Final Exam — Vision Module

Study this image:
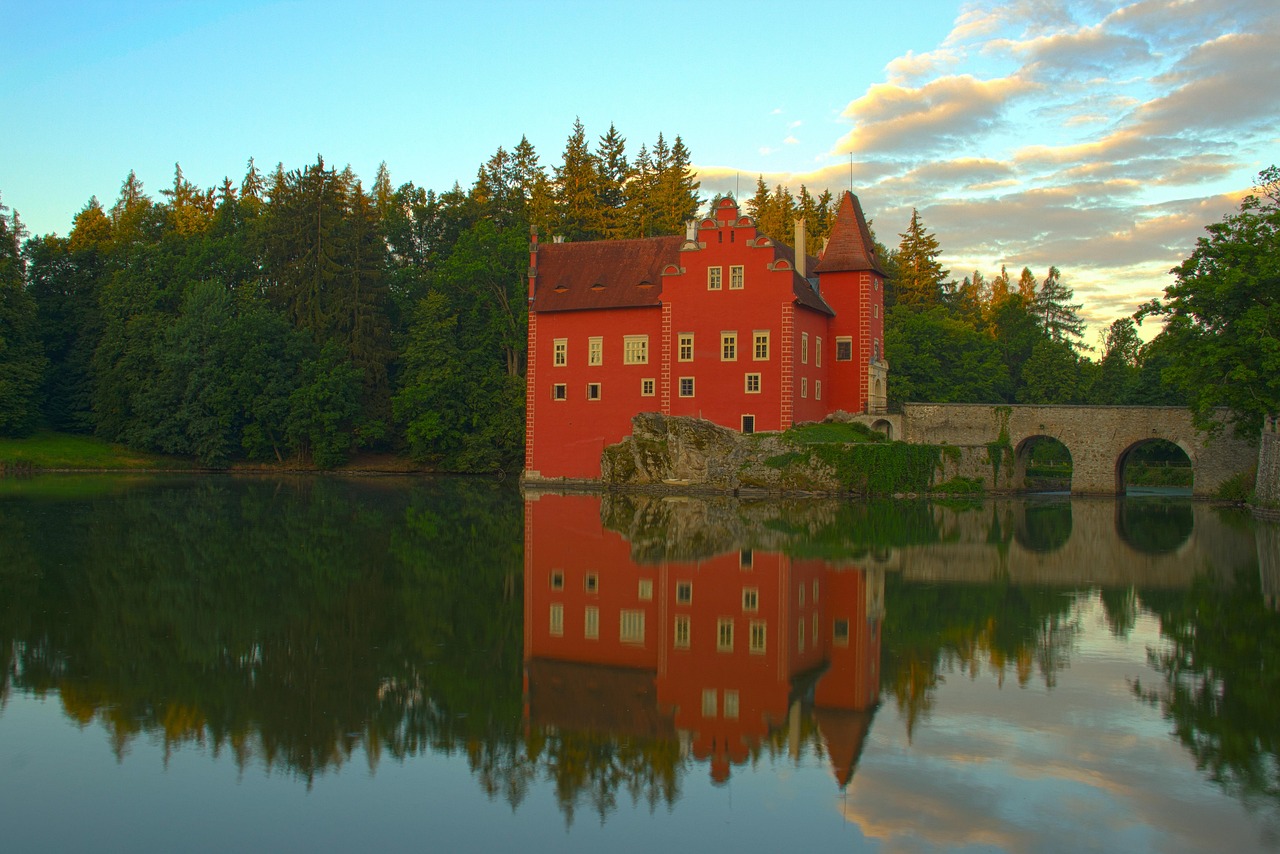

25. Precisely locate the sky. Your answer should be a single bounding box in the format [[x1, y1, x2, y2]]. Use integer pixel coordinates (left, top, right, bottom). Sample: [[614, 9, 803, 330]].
[[3, 0, 1277, 344]]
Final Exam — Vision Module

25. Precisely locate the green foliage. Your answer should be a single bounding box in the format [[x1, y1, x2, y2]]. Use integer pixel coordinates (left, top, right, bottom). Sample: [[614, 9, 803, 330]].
[[885, 304, 1008, 404], [1018, 338, 1088, 404], [1139, 166, 1280, 436], [0, 197, 46, 436], [891, 208, 948, 309], [1213, 468, 1256, 503], [783, 421, 886, 444], [0, 431, 186, 469]]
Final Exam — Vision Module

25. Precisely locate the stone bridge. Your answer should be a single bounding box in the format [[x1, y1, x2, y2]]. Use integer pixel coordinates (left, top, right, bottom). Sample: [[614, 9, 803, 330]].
[[856, 403, 1256, 497]]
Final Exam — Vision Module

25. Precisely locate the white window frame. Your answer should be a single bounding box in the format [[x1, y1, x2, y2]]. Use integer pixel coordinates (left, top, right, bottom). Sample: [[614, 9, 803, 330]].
[[717, 618, 734, 652], [729, 265, 744, 290], [586, 382, 601, 401], [549, 603, 564, 636], [742, 587, 758, 612], [707, 266, 722, 290], [553, 338, 567, 366], [753, 331, 770, 361], [745, 373, 761, 394], [588, 336, 602, 366], [584, 606, 599, 639], [836, 337, 853, 362], [623, 335, 649, 365], [641, 377, 655, 396], [749, 620, 766, 654], [638, 578, 653, 600], [702, 688, 718, 717], [620, 610, 645, 644], [679, 377, 695, 398], [815, 337, 822, 367], [678, 333, 694, 362], [676, 580, 692, 605], [724, 689, 740, 719], [674, 615, 691, 649], [801, 332, 809, 364], [801, 377, 808, 398], [552, 383, 567, 401], [721, 332, 737, 361], [815, 380, 822, 401]]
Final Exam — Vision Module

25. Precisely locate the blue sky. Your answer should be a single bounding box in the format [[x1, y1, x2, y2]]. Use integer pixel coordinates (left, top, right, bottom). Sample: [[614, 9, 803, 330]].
[[3, 0, 1276, 340]]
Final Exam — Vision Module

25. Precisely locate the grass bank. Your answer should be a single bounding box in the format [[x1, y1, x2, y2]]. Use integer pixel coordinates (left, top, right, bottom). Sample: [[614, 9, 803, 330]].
[[0, 432, 192, 471]]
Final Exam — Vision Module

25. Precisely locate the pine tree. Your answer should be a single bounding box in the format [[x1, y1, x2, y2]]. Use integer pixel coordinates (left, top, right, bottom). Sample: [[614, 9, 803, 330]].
[[595, 123, 630, 239], [0, 197, 46, 435], [1032, 266, 1086, 348], [893, 209, 948, 309], [552, 118, 601, 240], [648, 134, 700, 236]]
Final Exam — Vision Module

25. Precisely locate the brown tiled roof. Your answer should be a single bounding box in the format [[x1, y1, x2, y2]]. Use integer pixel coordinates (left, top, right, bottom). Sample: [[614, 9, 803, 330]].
[[814, 191, 886, 276], [531, 235, 683, 312], [771, 241, 836, 316], [813, 706, 876, 789]]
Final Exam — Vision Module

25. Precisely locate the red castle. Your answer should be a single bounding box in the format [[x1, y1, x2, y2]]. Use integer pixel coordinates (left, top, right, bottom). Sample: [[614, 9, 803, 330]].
[[524, 192, 889, 480]]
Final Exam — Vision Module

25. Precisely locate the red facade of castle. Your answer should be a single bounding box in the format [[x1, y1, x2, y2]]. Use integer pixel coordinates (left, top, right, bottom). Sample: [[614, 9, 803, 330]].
[[525, 191, 888, 480]]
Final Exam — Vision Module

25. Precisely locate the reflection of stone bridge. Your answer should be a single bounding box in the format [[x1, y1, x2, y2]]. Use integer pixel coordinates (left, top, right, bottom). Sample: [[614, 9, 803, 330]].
[[861, 404, 1256, 496], [877, 499, 1259, 589]]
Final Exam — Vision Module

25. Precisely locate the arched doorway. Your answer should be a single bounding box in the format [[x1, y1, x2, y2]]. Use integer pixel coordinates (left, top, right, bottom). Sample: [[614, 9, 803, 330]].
[[1116, 438, 1193, 495], [1015, 436, 1072, 493], [871, 418, 893, 440]]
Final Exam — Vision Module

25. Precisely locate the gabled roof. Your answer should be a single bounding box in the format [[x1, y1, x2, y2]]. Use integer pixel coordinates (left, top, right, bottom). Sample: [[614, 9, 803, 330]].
[[814, 191, 886, 276], [531, 236, 682, 312], [771, 241, 835, 316]]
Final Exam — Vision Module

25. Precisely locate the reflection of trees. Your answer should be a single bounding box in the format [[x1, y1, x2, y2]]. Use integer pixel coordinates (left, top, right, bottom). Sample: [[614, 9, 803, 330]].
[[1116, 497, 1194, 554], [0, 477, 525, 785], [1135, 568, 1280, 812], [881, 576, 1081, 738]]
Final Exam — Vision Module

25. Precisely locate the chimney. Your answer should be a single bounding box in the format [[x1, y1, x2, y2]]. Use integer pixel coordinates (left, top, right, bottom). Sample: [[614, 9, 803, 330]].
[[794, 217, 808, 279]]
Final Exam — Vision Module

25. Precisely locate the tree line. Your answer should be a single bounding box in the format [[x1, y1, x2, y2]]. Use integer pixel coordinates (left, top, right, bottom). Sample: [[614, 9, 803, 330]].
[[0, 120, 700, 469], [1, 124, 1273, 468]]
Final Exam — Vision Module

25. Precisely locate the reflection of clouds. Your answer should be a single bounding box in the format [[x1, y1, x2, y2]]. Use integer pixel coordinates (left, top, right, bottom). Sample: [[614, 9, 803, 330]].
[[841, 600, 1269, 853]]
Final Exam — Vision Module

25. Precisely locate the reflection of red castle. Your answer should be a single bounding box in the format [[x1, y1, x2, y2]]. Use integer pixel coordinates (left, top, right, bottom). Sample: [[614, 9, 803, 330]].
[[524, 192, 888, 480], [523, 493, 882, 786]]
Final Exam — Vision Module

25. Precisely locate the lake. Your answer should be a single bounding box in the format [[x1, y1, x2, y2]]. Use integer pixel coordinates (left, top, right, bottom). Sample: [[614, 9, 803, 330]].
[[1, 475, 1277, 852]]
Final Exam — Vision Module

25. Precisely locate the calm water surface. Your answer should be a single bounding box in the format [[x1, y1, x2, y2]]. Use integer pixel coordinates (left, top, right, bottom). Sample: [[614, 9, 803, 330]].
[[1, 475, 1277, 852]]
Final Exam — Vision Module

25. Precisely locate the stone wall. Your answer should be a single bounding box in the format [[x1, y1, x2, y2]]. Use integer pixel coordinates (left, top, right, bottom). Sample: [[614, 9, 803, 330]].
[[1255, 429, 1280, 509]]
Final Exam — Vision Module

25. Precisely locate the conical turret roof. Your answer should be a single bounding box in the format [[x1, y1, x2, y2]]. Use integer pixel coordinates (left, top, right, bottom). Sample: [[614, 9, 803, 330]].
[[814, 191, 886, 276]]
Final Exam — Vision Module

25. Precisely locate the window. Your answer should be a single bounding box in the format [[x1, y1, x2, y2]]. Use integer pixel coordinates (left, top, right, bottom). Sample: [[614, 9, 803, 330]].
[[816, 337, 822, 367], [702, 688, 718, 717], [588, 336, 602, 366], [836, 337, 853, 361], [585, 573, 598, 594], [813, 580, 820, 603], [721, 332, 737, 361], [674, 615, 690, 648], [620, 610, 645, 644], [676, 581, 692, 605], [749, 621, 766, 654], [623, 335, 648, 365], [707, 266, 722, 290], [550, 571, 564, 590], [741, 414, 755, 434], [638, 578, 653, 601], [815, 380, 822, 401], [552, 383, 567, 401], [801, 377, 808, 398], [550, 604, 563, 636], [740, 549, 753, 569], [745, 373, 761, 393], [584, 606, 599, 639], [742, 588, 758, 612], [798, 619, 806, 652], [813, 613, 818, 640], [641, 378, 655, 396], [724, 689, 740, 719], [553, 339, 567, 366], [679, 377, 695, 397], [874, 339, 881, 360], [874, 304, 880, 318], [729, 265, 744, 289], [801, 332, 809, 364], [753, 331, 769, 361], [678, 333, 694, 362], [834, 618, 850, 646], [587, 382, 601, 401], [799, 585, 805, 607], [717, 618, 734, 651]]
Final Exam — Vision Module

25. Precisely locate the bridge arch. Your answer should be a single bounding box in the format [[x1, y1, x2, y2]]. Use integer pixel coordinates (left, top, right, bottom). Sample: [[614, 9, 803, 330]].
[[1012, 434, 1073, 493], [1114, 437, 1194, 495], [870, 418, 894, 440]]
